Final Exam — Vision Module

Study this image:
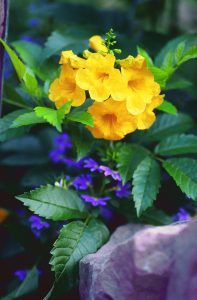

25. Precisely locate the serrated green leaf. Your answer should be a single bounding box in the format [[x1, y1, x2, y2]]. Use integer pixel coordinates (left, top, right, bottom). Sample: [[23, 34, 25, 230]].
[[1, 267, 38, 300], [157, 100, 177, 115], [16, 185, 88, 220], [11, 112, 46, 128], [44, 218, 109, 299], [117, 143, 150, 184], [0, 38, 40, 97], [67, 111, 94, 126], [0, 110, 29, 142], [34, 102, 71, 132], [155, 134, 197, 156], [163, 158, 197, 200], [137, 46, 153, 67], [144, 113, 194, 141], [132, 157, 161, 216]]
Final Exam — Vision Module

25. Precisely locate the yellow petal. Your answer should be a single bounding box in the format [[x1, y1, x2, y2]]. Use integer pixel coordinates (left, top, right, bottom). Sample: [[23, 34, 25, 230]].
[[89, 35, 108, 53]]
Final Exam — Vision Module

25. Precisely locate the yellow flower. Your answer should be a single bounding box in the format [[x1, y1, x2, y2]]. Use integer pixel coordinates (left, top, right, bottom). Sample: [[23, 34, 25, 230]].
[[59, 50, 86, 69], [136, 95, 164, 129], [89, 35, 108, 53], [76, 53, 121, 102], [87, 98, 137, 140], [115, 55, 161, 115], [0, 208, 9, 223], [49, 64, 86, 107]]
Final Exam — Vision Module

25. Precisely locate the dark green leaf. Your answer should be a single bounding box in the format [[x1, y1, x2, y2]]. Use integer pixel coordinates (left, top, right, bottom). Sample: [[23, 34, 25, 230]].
[[163, 158, 197, 200], [155, 134, 197, 156], [164, 77, 193, 90], [45, 218, 109, 299], [137, 46, 153, 67], [132, 157, 161, 216], [16, 185, 88, 220], [144, 113, 194, 141], [157, 100, 177, 115], [116, 143, 150, 184], [11, 112, 46, 128]]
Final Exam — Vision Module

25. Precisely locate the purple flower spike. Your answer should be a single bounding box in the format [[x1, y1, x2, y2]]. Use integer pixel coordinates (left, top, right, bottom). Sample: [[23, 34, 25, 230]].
[[81, 195, 110, 206], [54, 133, 72, 151], [14, 269, 27, 281], [50, 149, 64, 163], [83, 158, 99, 172], [29, 215, 50, 231], [72, 174, 92, 190], [173, 208, 191, 222], [99, 165, 121, 181], [115, 182, 131, 198]]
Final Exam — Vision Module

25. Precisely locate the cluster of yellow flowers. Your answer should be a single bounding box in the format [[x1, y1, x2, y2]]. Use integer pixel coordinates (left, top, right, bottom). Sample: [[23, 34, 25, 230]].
[[49, 35, 163, 140]]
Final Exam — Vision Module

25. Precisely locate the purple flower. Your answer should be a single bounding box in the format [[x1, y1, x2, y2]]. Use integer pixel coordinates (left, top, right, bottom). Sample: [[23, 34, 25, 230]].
[[81, 195, 110, 206], [72, 174, 92, 190], [83, 158, 99, 172], [28, 215, 50, 238], [14, 269, 27, 281], [100, 207, 113, 220], [115, 182, 131, 198], [27, 18, 40, 28], [50, 149, 64, 163], [99, 166, 121, 181], [173, 208, 191, 222], [54, 133, 72, 151]]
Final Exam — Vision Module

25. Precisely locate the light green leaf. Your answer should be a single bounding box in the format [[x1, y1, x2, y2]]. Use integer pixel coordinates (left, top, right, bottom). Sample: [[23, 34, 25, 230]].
[[155, 134, 197, 156], [34, 102, 71, 132], [148, 66, 168, 87], [44, 218, 109, 299], [144, 113, 194, 141], [11, 112, 46, 128], [0, 38, 39, 97], [1, 267, 38, 300], [67, 111, 94, 127], [157, 100, 177, 115], [137, 46, 153, 67], [132, 157, 161, 217], [16, 185, 88, 221], [163, 158, 197, 200], [117, 143, 150, 184], [0, 110, 29, 142]]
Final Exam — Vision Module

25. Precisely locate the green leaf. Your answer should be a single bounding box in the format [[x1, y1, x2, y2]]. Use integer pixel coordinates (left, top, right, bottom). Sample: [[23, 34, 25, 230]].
[[71, 126, 94, 160], [45, 218, 109, 299], [144, 113, 194, 141], [164, 77, 193, 90], [137, 46, 153, 67], [1, 267, 38, 300], [0, 110, 29, 142], [117, 143, 150, 184], [157, 100, 177, 115], [155, 134, 197, 156], [11, 112, 46, 128], [67, 111, 94, 127], [132, 157, 161, 217], [163, 158, 197, 200], [16, 185, 88, 220], [0, 38, 39, 97], [148, 66, 168, 87], [34, 102, 71, 132], [141, 207, 172, 225]]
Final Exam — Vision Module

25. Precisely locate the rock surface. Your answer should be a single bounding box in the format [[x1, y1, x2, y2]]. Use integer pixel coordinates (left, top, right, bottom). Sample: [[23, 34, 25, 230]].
[[79, 219, 197, 300]]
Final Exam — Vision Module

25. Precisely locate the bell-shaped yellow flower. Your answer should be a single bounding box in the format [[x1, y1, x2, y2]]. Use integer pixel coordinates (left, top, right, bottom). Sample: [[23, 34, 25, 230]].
[[117, 55, 160, 115], [59, 50, 86, 69], [49, 64, 86, 107], [89, 35, 108, 53], [76, 53, 121, 102], [87, 98, 137, 140], [136, 95, 164, 129]]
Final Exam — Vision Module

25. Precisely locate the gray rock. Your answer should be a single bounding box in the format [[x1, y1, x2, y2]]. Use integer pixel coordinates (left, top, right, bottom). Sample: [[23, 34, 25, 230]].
[[79, 220, 197, 300]]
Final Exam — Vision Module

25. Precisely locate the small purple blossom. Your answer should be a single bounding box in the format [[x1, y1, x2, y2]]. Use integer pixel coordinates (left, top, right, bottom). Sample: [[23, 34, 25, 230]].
[[14, 269, 27, 281], [81, 195, 110, 206], [83, 158, 99, 172], [72, 174, 92, 190], [115, 182, 131, 198], [50, 149, 64, 163], [27, 18, 40, 28], [54, 133, 72, 151], [99, 166, 121, 181], [100, 207, 113, 220], [28, 215, 50, 238], [173, 208, 191, 222]]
